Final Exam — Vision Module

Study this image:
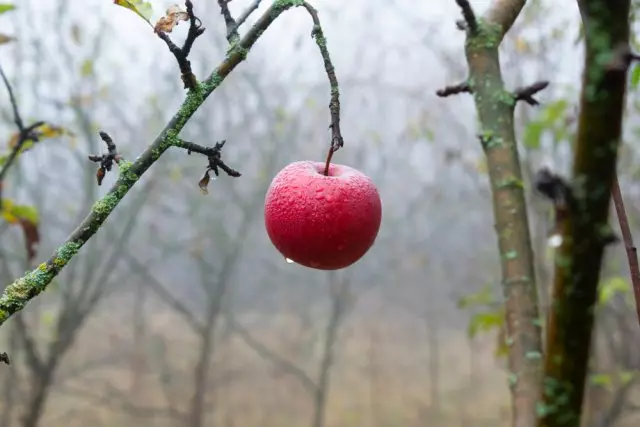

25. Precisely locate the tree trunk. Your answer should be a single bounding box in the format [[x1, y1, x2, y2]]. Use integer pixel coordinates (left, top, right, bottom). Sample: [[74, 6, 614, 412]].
[[20, 368, 53, 427]]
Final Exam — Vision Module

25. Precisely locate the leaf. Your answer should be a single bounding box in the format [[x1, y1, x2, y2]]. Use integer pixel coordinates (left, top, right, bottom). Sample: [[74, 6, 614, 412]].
[[154, 4, 189, 33], [80, 59, 94, 77], [0, 4, 15, 14], [523, 121, 544, 149], [198, 170, 210, 195], [113, 0, 153, 24], [598, 276, 630, 305], [0, 123, 75, 166], [632, 65, 640, 89], [467, 310, 504, 339], [589, 373, 612, 388], [457, 283, 495, 309], [0, 33, 15, 45], [1, 199, 40, 261]]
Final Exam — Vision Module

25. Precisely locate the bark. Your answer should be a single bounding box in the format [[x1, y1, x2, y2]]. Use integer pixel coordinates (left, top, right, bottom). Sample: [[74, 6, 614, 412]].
[[537, 1, 631, 426]]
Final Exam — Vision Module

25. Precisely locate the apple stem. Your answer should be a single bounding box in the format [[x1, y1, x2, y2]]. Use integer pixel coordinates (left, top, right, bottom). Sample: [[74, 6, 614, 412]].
[[323, 146, 337, 176]]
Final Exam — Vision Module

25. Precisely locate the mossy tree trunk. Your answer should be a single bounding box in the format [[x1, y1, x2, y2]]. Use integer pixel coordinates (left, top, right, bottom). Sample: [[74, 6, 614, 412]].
[[537, 1, 631, 426]]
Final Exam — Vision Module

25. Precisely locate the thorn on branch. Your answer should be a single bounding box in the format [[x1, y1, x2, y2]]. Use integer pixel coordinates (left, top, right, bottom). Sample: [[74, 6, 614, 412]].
[[155, 0, 206, 90], [454, 0, 477, 34], [180, 140, 241, 194], [513, 81, 550, 106], [436, 82, 472, 97], [88, 131, 121, 186], [0, 352, 9, 365]]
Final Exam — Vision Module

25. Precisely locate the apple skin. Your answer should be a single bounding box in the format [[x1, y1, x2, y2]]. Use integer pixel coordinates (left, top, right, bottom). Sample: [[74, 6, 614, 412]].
[[264, 160, 382, 270]]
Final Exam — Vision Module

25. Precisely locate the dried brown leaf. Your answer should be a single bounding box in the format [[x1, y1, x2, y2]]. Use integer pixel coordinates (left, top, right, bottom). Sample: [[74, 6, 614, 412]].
[[154, 4, 189, 33]]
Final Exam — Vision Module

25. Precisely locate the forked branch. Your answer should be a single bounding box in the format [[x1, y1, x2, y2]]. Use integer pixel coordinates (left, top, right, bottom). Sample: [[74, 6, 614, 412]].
[[0, 0, 344, 330]]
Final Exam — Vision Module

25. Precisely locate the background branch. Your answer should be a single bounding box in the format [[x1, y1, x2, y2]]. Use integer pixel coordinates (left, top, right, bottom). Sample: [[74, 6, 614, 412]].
[[611, 173, 640, 325], [0, 0, 343, 329], [537, 1, 632, 426], [438, 1, 544, 425]]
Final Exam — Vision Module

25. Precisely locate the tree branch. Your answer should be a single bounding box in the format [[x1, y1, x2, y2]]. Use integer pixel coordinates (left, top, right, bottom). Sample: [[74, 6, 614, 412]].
[[0, 0, 344, 328], [226, 313, 318, 395], [438, 1, 544, 426], [611, 173, 640, 326], [0, 62, 46, 209], [536, 0, 632, 426]]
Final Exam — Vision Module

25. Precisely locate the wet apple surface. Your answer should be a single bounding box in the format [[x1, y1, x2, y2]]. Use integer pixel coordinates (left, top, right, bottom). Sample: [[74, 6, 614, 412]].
[[264, 161, 382, 270]]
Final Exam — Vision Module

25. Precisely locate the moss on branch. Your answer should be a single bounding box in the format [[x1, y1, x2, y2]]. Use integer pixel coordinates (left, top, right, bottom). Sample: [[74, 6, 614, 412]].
[[537, 1, 631, 426], [0, 0, 342, 328]]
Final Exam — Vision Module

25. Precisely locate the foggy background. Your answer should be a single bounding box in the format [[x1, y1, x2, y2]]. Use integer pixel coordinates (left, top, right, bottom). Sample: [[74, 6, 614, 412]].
[[1, 1, 639, 427]]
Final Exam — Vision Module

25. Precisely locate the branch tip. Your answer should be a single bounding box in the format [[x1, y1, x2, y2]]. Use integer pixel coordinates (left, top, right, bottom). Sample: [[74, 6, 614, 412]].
[[89, 131, 122, 186], [155, 0, 205, 90], [436, 82, 472, 97], [513, 80, 549, 106], [179, 139, 241, 194], [454, 0, 477, 33]]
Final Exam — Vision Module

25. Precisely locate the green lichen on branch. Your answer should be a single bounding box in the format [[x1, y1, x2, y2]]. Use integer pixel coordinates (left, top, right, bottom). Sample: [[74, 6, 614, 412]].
[[537, 1, 631, 426], [0, 0, 343, 328], [443, 2, 544, 426]]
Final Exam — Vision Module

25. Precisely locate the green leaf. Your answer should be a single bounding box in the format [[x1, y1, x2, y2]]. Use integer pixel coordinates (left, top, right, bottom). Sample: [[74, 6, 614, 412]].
[[80, 59, 94, 77], [598, 276, 630, 305], [456, 283, 495, 309], [523, 121, 544, 149], [113, 0, 153, 24], [589, 373, 612, 388], [632, 65, 640, 89], [0, 4, 15, 14], [467, 310, 504, 339]]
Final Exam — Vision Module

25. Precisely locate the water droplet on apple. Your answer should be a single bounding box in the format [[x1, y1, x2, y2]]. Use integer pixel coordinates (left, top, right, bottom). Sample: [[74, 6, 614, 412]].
[[548, 234, 562, 248], [285, 257, 295, 264]]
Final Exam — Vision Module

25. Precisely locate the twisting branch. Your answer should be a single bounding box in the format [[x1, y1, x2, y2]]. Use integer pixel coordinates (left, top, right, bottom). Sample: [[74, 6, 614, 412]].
[[437, 1, 547, 426], [88, 131, 122, 186], [611, 173, 640, 326], [154, 0, 206, 89], [0, 0, 344, 328], [535, 0, 632, 426]]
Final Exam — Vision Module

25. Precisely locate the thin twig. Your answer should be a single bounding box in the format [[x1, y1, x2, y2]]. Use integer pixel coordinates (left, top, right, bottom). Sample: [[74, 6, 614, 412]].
[[436, 81, 472, 97], [300, 2, 343, 175], [218, 0, 239, 42], [514, 80, 550, 106], [611, 173, 640, 326], [455, 0, 477, 33], [0, 62, 46, 209], [155, 0, 205, 89], [233, 0, 262, 36], [0, 0, 344, 327]]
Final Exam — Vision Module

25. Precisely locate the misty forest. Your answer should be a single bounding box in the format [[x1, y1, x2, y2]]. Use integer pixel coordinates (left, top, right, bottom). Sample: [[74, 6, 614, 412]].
[[0, 0, 639, 427]]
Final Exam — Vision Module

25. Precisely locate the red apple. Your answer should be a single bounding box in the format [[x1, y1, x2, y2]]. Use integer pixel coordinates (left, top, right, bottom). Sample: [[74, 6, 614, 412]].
[[264, 161, 382, 270]]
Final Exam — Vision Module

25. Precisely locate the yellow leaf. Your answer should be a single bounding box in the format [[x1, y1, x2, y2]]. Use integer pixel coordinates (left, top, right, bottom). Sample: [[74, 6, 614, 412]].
[[154, 4, 189, 33], [514, 37, 529, 53], [113, 0, 153, 25], [80, 59, 93, 77]]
